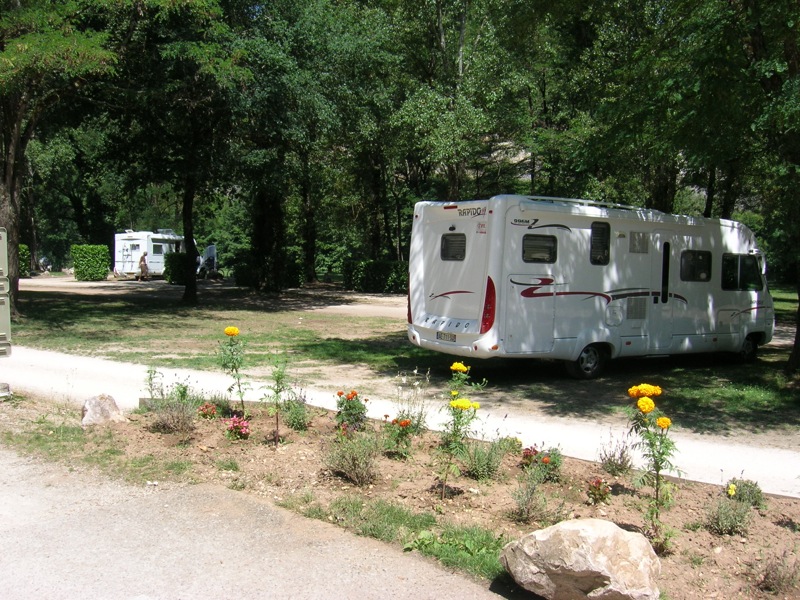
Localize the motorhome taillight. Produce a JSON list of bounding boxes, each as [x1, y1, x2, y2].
[[479, 276, 496, 334]]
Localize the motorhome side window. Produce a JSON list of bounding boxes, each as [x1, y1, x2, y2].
[[590, 222, 610, 265], [522, 235, 557, 263], [130, 244, 140, 252], [441, 233, 467, 261], [722, 254, 763, 291], [680, 250, 712, 282], [152, 244, 163, 255]]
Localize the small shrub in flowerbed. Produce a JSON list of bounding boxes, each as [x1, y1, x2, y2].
[[520, 444, 562, 482], [335, 389, 368, 433], [382, 416, 414, 459], [225, 416, 251, 440], [587, 477, 612, 506]]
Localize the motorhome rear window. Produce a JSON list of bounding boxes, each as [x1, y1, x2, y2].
[[590, 222, 610, 265], [722, 254, 763, 291], [680, 251, 712, 282], [522, 235, 557, 263], [441, 234, 467, 261]]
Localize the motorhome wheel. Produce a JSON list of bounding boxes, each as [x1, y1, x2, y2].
[[738, 334, 759, 363], [565, 344, 608, 380]]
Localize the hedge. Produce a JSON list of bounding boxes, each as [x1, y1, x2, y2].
[[344, 260, 408, 294], [71, 245, 110, 281], [164, 252, 197, 285]]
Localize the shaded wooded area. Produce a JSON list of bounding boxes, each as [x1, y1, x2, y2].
[[2, 0, 799, 370]]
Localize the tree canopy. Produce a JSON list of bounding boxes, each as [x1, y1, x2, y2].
[[2, 0, 798, 370]]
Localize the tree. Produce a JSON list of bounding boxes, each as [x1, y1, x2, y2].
[[0, 0, 115, 312]]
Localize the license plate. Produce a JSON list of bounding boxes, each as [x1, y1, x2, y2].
[[436, 331, 456, 343]]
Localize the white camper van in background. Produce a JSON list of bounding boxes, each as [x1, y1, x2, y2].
[[407, 195, 775, 378], [113, 229, 186, 278]]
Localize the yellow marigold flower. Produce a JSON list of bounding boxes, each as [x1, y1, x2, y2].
[[637, 397, 655, 414], [224, 326, 240, 337], [628, 383, 662, 398], [451, 390, 459, 397], [656, 416, 672, 430], [727, 483, 737, 497], [450, 362, 469, 373], [471, 402, 480, 410], [449, 398, 473, 411]]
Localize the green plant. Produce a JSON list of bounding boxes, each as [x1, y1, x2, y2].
[[756, 550, 799, 594], [197, 402, 217, 419], [282, 399, 310, 432], [382, 416, 415, 459], [324, 432, 380, 486], [70, 244, 109, 281], [510, 465, 566, 525], [145, 366, 165, 400], [587, 477, 612, 505], [521, 444, 562, 482], [627, 384, 681, 546], [224, 416, 251, 440], [335, 389, 368, 433], [598, 431, 634, 476], [725, 477, 766, 509], [704, 497, 751, 536], [392, 368, 431, 435], [218, 325, 249, 415], [460, 439, 506, 481], [404, 525, 508, 580]]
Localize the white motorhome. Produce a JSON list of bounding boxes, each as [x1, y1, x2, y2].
[[407, 195, 775, 378], [113, 229, 186, 278]]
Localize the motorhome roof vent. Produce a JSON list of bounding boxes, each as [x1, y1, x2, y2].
[[156, 229, 176, 234]]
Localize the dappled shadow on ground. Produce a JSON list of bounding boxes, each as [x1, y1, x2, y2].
[[17, 279, 799, 440], [19, 278, 388, 313]]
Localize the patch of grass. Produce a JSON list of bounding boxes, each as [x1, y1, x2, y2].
[[164, 460, 193, 475], [216, 458, 240, 472], [406, 523, 509, 580]]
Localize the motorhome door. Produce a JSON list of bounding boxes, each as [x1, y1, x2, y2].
[[648, 231, 675, 351]]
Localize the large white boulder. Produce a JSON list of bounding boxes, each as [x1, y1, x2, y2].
[[500, 518, 661, 600], [81, 394, 127, 427]]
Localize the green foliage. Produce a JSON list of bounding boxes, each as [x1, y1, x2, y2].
[[164, 252, 194, 285], [599, 433, 634, 476], [704, 498, 751, 536], [460, 439, 507, 482], [726, 477, 766, 509], [510, 465, 566, 525], [18, 244, 31, 276], [405, 524, 509, 581], [344, 260, 408, 293], [334, 389, 368, 433], [382, 416, 415, 460], [70, 245, 109, 281], [324, 432, 380, 486]]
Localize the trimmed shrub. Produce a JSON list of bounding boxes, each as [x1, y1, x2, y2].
[[71, 245, 110, 281], [18, 244, 31, 277], [164, 252, 195, 285], [344, 259, 408, 293]]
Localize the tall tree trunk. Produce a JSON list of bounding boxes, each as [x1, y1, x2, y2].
[[181, 176, 198, 306], [703, 168, 716, 218], [299, 149, 316, 283]]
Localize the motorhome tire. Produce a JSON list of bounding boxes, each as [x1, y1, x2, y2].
[[738, 334, 759, 363], [564, 344, 608, 379]]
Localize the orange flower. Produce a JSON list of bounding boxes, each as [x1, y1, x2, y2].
[[337, 390, 344, 397], [399, 419, 411, 428], [542, 456, 551, 465]]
